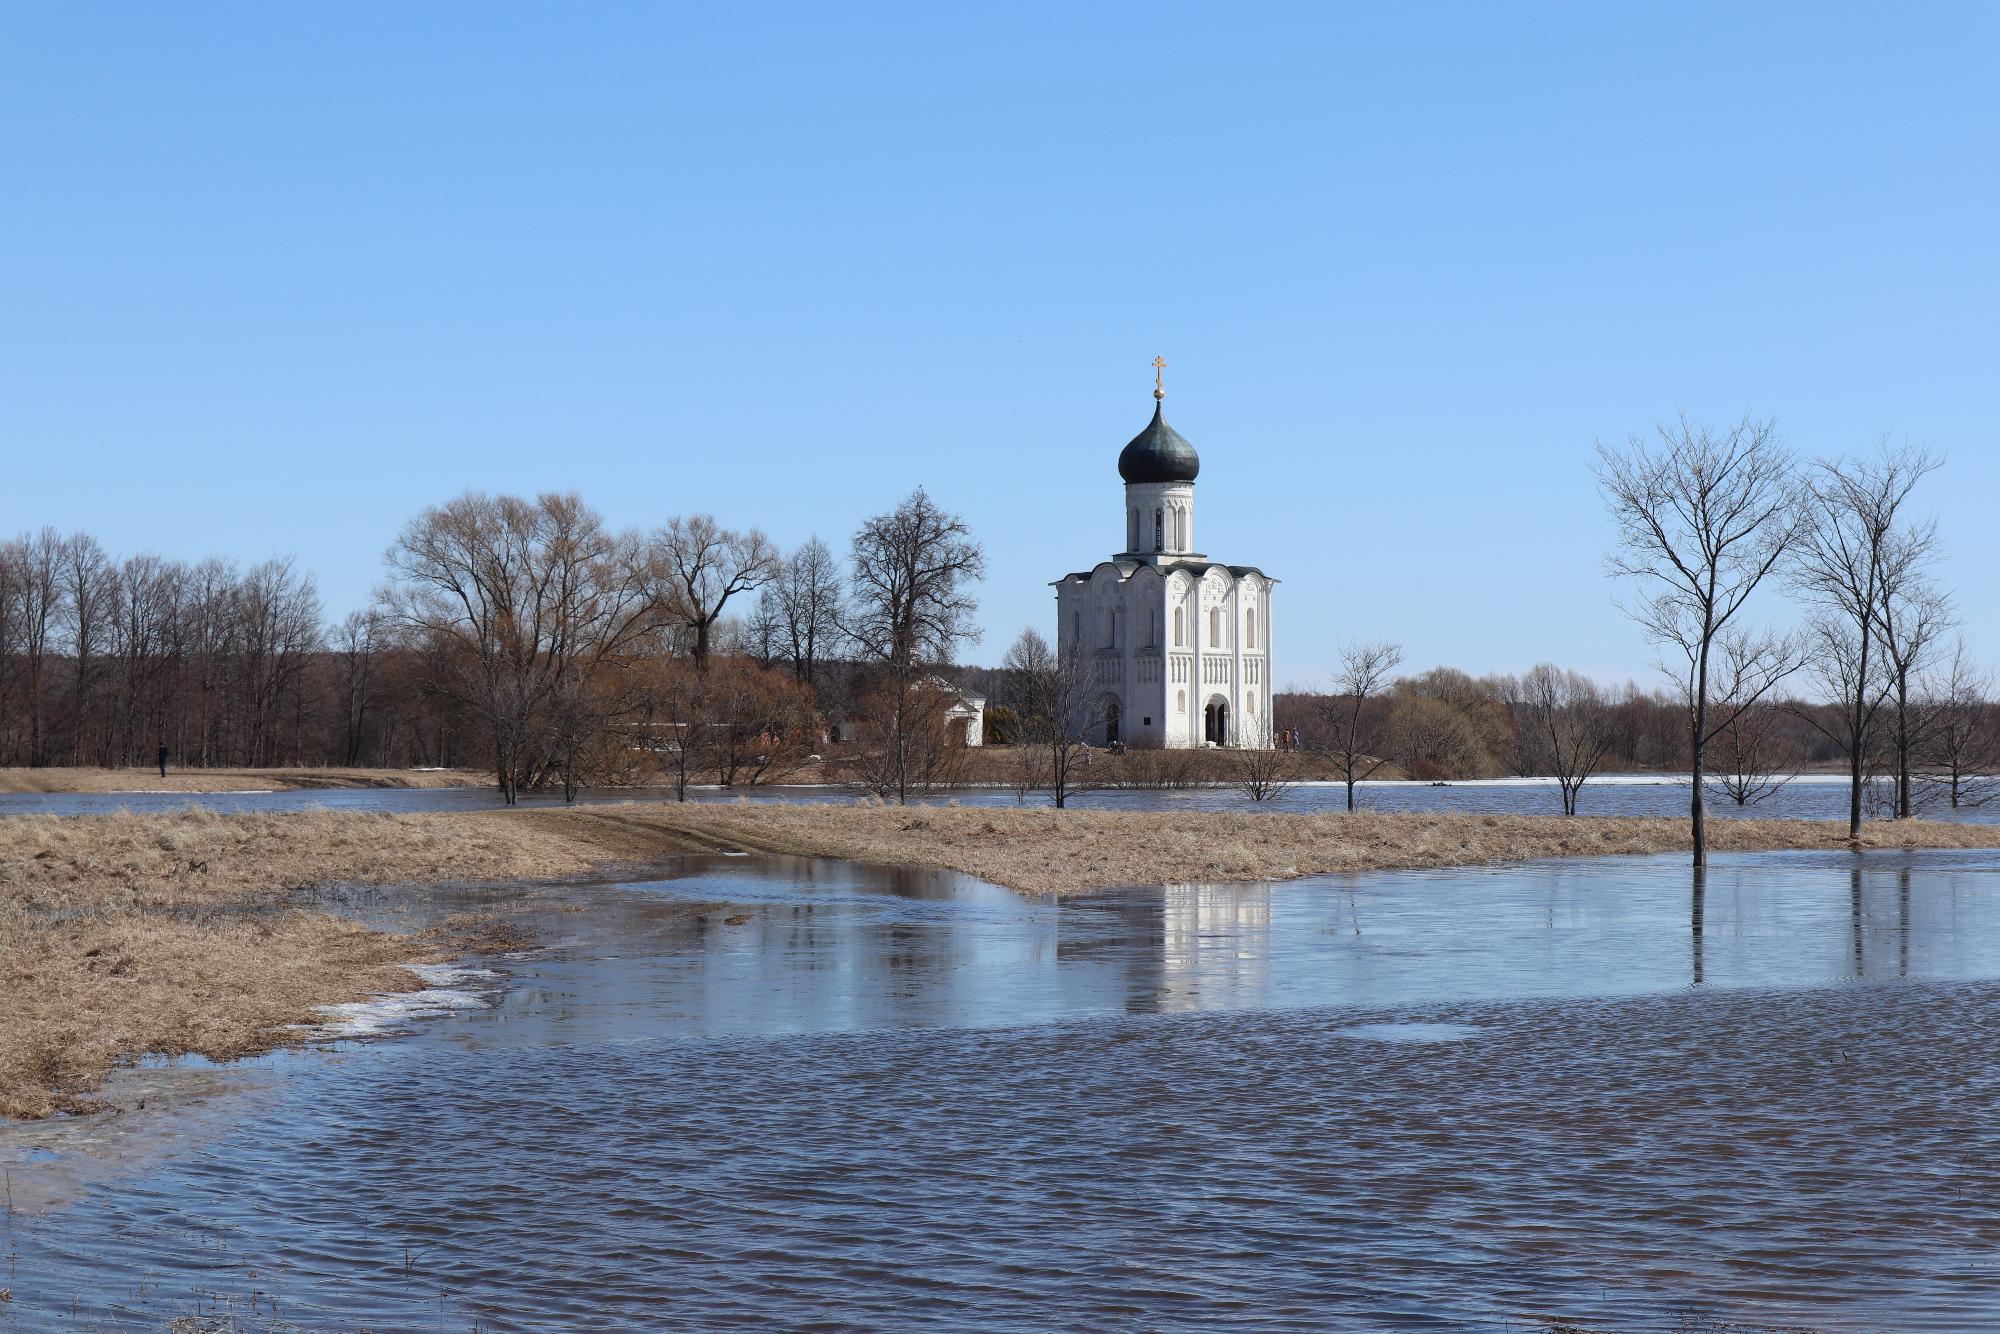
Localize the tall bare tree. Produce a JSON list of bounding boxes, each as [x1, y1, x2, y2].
[[14, 528, 64, 766], [848, 488, 985, 803], [1317, 640, 1403, 812], [773, 535, 846, 686], [1596, 414, 1802, 865], [383, 492, 657, 803], [59, 533, 115, 763], [1872, 526, 1950, 819], [332, 609, 386, 766], [236, 557, 322, 766], [1791, 445, 1938, 835], [654, 515, 777, 670], [1511, 664, 1616, 815]]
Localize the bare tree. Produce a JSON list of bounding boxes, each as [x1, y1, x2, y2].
[[1872, 525, 1951, 819], [1232, 743, 1301, 802], [654, 515, 778, 671], [848, 676, 970, 802], [14, 529, 64, 766], [59, 532, 116, 763], [848, 488, 985, 803], [1001, 626, 1099, 808], [637, 657, 709, 801], [1791, 446, 1938, 835], [1916, 641, 1998, 810], [773, 536, 846, 687], [332, 609, 385, 766], [382, 492, 657, 803], [236, 557, 323, 766], [1596, 415, 1802, 864], [1317, 640, 1403, 812], [1511, 664, 1616, 815]]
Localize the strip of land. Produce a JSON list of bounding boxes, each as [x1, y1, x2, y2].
[[0, 766, 487, 794], [7, 801, 2000, 1119]]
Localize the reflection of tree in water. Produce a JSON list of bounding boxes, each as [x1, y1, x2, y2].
[[1691, 866, 1705, 987]]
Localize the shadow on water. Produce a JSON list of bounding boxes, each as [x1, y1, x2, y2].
[[8, 848, 2000, 1330]]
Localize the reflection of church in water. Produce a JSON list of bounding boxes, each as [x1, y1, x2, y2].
[[1059, 883, 1274, 1015], [1052, 361, 1277, 747]]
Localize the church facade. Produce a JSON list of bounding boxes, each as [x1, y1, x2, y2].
[[1052, 375, 1276, 748]]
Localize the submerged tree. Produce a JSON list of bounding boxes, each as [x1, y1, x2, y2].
[[1000, 626, 1099, 809], [1871, 525, 1951, 819], [1317, 640, 1403, 812], [1791, 446, 1938, 835], [1596, 415, 1803, 865], [1916, 641, 1999, 810]]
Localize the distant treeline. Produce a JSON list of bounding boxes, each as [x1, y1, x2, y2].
[[0, 487, 986, 804]]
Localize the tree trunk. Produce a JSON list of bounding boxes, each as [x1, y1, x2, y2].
[[1689, 696, 1708, 867]]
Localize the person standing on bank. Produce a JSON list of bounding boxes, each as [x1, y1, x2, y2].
[[158, 741, 169, 780]]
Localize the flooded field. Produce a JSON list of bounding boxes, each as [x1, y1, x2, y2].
[[6, 850, 2000, 1329], [1, 770, 1991, 824]]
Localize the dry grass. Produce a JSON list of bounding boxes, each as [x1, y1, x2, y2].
[[537, 802, 2000, 895], [0, 766, 486, 794], [0, 807, 652, 1119], [8, 800, 1999, 1119]]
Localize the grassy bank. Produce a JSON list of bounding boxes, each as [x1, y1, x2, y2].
[[0, 766, 488, 795], [533, 802, 2000, 894], [8, 802, 2000, 1118], [0, 807, 661, 1118]]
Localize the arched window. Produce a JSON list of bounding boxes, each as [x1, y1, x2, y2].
[[1128, 508, 1139, 551], [1147, 608, 1157, 645], [1210, 606, 1223, 643], [1176, 689, 1186, 714], [1105, 608, 1117, 648], [1071, 610, 1080, 645], [1245, 607, 1256, 649], [1172, 606, 1184, 646], [1154, 508, 1164, 551], [1174, 507, 1184, 549]]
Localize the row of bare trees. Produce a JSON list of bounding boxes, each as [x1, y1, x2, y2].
[[0, 531, 325, 768], [1595, 418, 1980, 862], [0, 487, 988, 804]]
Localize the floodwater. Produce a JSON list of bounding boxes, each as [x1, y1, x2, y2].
[[8, 850, 2000, 1330], [2, 770, 1991, 823]]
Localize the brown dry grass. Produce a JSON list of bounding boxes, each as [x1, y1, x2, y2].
[[536, 802, 2000, 895], [9, 800, 1999, 1119], [0, 765, 486, 794], [0, 807, 649, 1119]]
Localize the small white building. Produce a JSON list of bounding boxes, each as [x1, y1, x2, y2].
[[1052, 381, 1276, 748], [938, 679, 985, 747]]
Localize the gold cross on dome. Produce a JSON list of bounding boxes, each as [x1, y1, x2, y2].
[[1152, 356, 1166, 400]]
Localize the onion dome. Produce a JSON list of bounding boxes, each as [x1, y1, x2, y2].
[[1117, 403, 1200, 484]]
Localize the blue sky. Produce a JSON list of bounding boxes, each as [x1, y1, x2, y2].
[[2, 3, 1994, 686]]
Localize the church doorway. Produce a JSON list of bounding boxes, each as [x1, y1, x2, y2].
[[1203, 696, 1229, 746], [1099, 695, 1122, 746]]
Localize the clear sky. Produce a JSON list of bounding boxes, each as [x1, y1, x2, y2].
[[2, 3, 1994, 687]]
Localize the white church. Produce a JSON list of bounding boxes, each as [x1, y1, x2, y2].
[[1052, 366, 1276, 748]]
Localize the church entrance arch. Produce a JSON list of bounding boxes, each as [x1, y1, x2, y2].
[[1203, 695, 1229, 746], [1097, 693, 1122, 746]]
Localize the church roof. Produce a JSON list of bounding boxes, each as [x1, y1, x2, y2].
[[1117, 403, 1200, 484], [1050, 559, 1277, 586]]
